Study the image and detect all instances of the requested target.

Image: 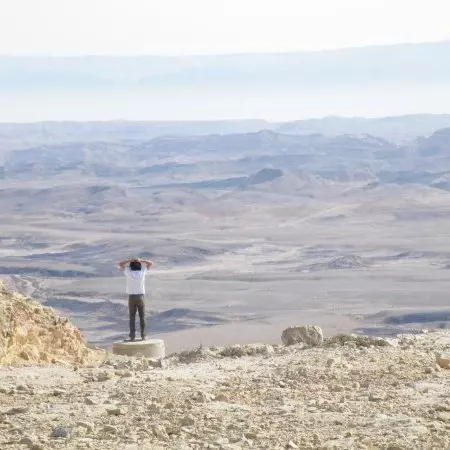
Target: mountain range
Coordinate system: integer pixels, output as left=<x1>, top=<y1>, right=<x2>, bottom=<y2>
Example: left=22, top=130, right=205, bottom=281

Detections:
left=1, top=40, right=449, bottom=89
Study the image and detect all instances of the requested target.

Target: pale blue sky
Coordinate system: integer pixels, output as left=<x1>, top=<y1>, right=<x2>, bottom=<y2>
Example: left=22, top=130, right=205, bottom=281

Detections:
left=1, top=0, right=449, bottom=56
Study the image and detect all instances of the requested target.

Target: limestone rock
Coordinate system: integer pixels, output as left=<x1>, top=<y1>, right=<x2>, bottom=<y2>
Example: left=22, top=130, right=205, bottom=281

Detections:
left=115, top=369, right=133, bottom=377
left=0, top=281, right=95, bottom=366
left=19, top=437, right=44, bottom=450
left=369, top=392, right=386, bottom=402
left=50, top=425, right=72, bottom=438
left=5, top=406, right=29, bottom=415
left=84, top=397, right=98, bottom=405
left=96, top=370, right=113, bottom=382
left=107, top=407, right=123, bottom=416
left=76, top=421, right=94, bottom=433
left=152, top=424, right=169, bottom=439
left=181, top=415, right=196, bottom=426
left=281, top=325, right=324, bottom=347
left=103, top=425, right=118, bottom=434
left=436, top=354, right=450, bottom=369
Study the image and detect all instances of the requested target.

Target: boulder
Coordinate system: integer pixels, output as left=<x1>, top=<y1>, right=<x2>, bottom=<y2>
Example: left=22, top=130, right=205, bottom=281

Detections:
left=436, top=353, right=450, bottom=369
left=281, top=325, right=324, bottom=347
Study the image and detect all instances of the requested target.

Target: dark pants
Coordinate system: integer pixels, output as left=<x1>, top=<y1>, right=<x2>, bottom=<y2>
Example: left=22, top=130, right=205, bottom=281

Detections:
left=128, top=294, right=146, bottom=339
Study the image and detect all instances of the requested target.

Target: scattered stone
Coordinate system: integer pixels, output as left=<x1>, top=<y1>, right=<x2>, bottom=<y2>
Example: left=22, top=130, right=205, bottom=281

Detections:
left=330, top=384, right=345, bottom=392
left=181, top=415, right=196, bottom=426
left=327, top=358, right=337, bottom=367
left=244, top=432, right=259, bottom=440
left=19, top=437, right=34, bottom=447
left=192, top=390, right=213, bottom=402
left=52, top=388, right=66, bottom=396
left=106, top=407, right=123, bottom=416
left=96, top=371, right=113, bottom=382
left=19, top=437, right=44, bottom=450
left=369, top=392, right=386, bottom=402
left=152, top=424, right=169, bottom=439
left=50, top=425, right=72, bottom=438
left=6, top=406, right=29, bottom=415
left=76, top=421, right=94, bottom=433
left=214, top=393, right=229, bottom=402
left=115, top=369, right=133, bottom=377
left=84, top=397, right=98, bottom=405
left=281, top=325, right=324, bottom=347
left=147, top=358, right=167, bottom=369
left=286, top=441, right=298, bottom=449
left=103, top=425, right=118, bottom=434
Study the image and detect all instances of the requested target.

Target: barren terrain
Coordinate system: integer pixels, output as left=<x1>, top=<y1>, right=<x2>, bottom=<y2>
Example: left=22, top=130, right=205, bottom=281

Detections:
left=1, top=121, right=450, bottom=353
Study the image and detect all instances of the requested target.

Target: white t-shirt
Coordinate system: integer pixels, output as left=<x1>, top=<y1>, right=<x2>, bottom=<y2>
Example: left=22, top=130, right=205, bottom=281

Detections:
left=124, top=266, right=148, bottom=295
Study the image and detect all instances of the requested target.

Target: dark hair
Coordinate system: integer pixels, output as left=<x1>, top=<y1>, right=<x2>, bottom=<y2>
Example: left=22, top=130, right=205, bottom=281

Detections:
left=129, top=260, right=142, bottom=271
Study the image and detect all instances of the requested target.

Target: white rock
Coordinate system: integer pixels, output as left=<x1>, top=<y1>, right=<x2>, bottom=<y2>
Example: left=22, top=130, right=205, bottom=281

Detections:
left=6, top=406, right=29, bottom=415
left=115, top=369, right=133, bottom=378
left=369, top=392, right=386, bottom=402
left=77, top=421, right=95, bottom=433
left=52, top=389, right=66, bottom=396
left=326, top=358, right=337, bottom=367
left=181, top=415, right=196, bottom=426
left=436, top=354, right=450, bottom=369
left=96, top=371, right=113, bottom=382
left=50, top=425, right=72, bottom=438
left=19, top=437, right=36, bottom=448
left=107, top=407, right=123, bottom=416
left=152, top=424, right=169, bottom=439
left=281, top=325, right=324, bottom=347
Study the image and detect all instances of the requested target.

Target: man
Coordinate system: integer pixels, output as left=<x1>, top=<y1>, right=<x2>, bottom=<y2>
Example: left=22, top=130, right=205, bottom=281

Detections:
left=118, top=258, right=153, bottom=341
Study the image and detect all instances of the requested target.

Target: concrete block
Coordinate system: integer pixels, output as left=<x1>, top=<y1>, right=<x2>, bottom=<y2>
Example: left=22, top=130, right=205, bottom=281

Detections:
left=112, top=339, right=165, bottom=358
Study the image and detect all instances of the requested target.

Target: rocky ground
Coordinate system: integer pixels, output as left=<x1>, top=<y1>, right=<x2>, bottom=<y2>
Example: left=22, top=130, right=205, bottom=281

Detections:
left=3, top=282, right=450, bottom=449
left=2, top=330, right=450, bottom=449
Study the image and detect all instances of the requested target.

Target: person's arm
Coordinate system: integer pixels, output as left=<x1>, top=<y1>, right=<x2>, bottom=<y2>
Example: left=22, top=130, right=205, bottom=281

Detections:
left=139, top=259, right=153, bottom=270
left=118, top=259, right=133, bottom=269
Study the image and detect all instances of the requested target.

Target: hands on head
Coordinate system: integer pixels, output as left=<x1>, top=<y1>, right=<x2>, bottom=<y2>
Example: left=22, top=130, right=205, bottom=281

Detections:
left=118, top=258, right=153, bottom=269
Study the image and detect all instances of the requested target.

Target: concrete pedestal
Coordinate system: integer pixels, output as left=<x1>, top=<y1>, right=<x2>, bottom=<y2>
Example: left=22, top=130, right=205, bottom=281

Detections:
left=112, top=339, right=165, bottom=358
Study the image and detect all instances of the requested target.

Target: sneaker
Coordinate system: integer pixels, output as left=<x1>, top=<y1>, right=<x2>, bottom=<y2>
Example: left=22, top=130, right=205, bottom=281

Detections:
left=141, top=335, right=146, bottom=341
left=124, top=337, right=135, bottom=342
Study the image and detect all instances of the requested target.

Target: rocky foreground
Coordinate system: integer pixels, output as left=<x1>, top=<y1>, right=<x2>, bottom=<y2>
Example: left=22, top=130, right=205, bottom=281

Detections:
left=1, top=330, right=450, bottom=449
left=2, top=284, right=450, bottom=449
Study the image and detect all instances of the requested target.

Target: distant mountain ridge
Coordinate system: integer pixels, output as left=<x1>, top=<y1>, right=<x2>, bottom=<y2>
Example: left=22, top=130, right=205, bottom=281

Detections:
left=2, top=115, right=450, bottom=153
left=1, top=40, right=449, bottom=89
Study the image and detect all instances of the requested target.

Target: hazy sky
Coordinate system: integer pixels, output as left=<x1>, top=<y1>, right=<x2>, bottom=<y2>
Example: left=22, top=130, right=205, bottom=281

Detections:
left=1, top=0, right=449, bottom=56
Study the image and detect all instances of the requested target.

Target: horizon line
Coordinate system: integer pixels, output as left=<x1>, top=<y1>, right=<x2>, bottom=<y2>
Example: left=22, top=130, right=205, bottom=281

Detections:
left=1, top=112, right=450, bottom=126
left=0, top=38, right=449, bottom=59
